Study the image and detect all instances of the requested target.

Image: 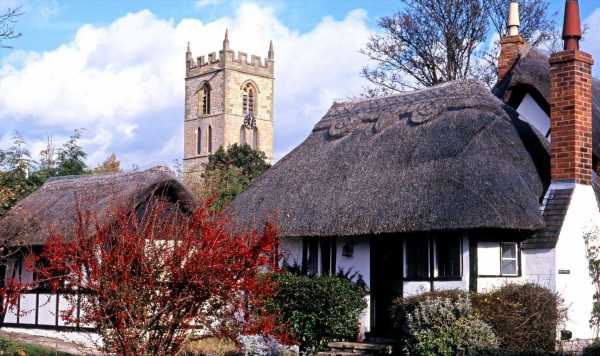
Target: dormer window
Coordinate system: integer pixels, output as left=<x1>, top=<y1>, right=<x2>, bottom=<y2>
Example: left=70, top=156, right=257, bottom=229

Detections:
left=199, top=83, right=211, bottom=115
left=242, top=83, right=256, bottom=116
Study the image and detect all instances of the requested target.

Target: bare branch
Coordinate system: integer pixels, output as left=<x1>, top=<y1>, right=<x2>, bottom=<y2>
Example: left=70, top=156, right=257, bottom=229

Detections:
left=0, top=6, right=23, bottom=49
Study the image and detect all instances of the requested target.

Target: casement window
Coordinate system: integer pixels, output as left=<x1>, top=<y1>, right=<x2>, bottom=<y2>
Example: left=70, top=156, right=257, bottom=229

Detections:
left=500, top=243, right=518, bottom=276
left=302, top=238, right=336, bottom=276
left=435, top=238, right=462, bottom=278
left=404, top=236, right=462, bottom=280
left=477, top=241, right=520, bottom=277
left=208, top=126, right=213, bottom=153
left=196, top=128, right=202, bottom=154
left=405, top=239, right=429, bottom=279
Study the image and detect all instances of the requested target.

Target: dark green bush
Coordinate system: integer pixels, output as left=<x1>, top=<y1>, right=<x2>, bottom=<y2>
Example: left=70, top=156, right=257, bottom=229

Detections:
left=268, top=273, right=367, bottom=353
left=391, top=292, right=498, bottom=355
left=471, top=284, right=562, bottom=353
left=583, top=339, right=600, bottom=356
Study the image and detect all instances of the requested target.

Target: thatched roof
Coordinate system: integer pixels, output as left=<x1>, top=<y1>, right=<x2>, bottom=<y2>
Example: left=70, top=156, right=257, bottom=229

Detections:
left=230, top=80, right=550, bottom=238
left=493, top=47, right=600, bottom=158
left=0, top=167, right=196, bottom=246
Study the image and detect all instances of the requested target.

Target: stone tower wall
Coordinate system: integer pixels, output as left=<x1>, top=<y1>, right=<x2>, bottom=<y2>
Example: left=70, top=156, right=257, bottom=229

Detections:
left=183, top=37, right=274, bottom=179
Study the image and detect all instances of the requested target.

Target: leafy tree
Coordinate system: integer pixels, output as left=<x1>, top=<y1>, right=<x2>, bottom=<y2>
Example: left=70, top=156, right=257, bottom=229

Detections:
left=0, top=134, right=37, bottom=217
left=93, top=153, right=122, bottom=174
left=33, top=198, right=282, bottom=355
left=55, top=130, right=87, bottom=176
left=200, top=144, right=271, bottom=210
left=361, top=0, right=555, bottom=94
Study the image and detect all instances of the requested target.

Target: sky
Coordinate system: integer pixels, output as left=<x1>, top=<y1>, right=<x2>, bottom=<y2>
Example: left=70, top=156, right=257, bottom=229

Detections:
left=0, top=0, right=599, bottom=171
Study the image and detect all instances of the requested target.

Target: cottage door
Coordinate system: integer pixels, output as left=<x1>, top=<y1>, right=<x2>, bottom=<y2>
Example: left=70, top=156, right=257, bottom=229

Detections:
left=372, top=237, right=403, bottom=336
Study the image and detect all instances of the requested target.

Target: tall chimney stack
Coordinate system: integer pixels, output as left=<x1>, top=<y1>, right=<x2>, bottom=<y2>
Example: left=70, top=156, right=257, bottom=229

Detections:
left=549, top=0, right=594, bottom=185
left=498, top=0, right=527, bottom=82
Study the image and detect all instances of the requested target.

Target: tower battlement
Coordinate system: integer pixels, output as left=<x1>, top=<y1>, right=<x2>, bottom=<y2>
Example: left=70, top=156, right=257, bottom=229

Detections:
left=186, top=31, right=274, bottom=78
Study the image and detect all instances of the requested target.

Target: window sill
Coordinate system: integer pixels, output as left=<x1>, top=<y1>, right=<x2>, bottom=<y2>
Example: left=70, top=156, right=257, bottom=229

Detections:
left=403, top=277, right=463, bottom=282
left=477, top=274, right=521, bottom=278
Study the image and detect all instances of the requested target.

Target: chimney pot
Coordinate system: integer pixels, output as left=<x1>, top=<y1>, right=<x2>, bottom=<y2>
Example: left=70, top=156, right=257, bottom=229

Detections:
left=563, top=0, right=582, bottom=50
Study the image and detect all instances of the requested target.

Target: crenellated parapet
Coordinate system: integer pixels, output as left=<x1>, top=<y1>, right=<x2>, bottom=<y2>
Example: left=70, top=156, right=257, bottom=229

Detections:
left=186, top=32, right=274, bottom=79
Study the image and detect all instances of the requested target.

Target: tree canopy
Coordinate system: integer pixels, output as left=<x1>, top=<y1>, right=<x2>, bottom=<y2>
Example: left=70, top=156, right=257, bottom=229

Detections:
left=361, top=0, right=555, bottom=94
left=0, top=131, right=89, bottom=217
left=197, top=144, right=271, bottom=211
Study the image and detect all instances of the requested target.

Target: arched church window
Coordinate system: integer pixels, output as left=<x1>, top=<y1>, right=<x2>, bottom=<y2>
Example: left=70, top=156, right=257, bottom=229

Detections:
left=242, top=83, right=256, bottom=116
left=197, top=128, right=202, bottom=154
left=252, top=127, right=259, bottom=150
left=199, top=83, right=211, bottom=115
left=240, top=126, right=247, bottom=145
left=208, top=126, right=213, bottom=153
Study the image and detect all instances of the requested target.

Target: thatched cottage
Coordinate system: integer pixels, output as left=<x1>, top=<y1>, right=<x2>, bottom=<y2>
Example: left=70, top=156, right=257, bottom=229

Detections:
left=231, top=0, right=600, bottom=338
left=0, top=167, right=195, bottom=330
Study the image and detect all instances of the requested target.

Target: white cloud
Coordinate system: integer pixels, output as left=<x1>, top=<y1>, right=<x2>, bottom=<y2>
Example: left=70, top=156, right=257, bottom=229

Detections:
left=0, top=3, right=373, bottom=169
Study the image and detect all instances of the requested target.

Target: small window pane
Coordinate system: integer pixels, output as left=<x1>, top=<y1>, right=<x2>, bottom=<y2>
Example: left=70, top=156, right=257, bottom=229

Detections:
left=405, top=238, right=429, bottom=279
left=501, top=259, right=517, bottom=275
left=306, top=240, right=318, bottom=276
left=436, top=237, right=461, bottom=278
left=501, top=243, right=516, bottom=259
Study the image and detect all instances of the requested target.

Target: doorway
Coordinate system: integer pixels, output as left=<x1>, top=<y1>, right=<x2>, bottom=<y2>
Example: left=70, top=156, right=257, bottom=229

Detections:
left=371, top=237, right=404, bottom=336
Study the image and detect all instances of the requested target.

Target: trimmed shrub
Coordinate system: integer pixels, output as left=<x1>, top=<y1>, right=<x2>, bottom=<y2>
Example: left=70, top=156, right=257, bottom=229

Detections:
left=471, top=284, right=562, bottom=353
left=268, top=273, right=367, bottom=353
left=393, top=293, right=498, bottom=355
left=583, top=339, right=600, bottom=356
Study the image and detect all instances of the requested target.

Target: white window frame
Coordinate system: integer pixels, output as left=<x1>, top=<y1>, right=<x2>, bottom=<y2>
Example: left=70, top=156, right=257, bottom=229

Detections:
left=500, top=242, right=519, bottom=277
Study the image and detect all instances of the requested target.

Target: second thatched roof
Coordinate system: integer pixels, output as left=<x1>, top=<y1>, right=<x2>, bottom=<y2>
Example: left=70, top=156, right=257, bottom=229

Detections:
left=0, top=167, right=196, bottom=246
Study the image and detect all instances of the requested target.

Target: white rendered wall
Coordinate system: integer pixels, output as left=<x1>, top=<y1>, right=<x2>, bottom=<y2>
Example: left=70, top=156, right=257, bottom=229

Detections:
left=279, top=237, right=372, bottom=335
left=522, top=248, right=555, bottom=291
left=517, top=94, right=550, bottom=137
left=553, top=183, right=600, bottom=339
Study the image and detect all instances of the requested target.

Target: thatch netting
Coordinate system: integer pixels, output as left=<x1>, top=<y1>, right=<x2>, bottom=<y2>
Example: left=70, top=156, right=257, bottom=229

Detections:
left=230, top=80, right=550, bottom=238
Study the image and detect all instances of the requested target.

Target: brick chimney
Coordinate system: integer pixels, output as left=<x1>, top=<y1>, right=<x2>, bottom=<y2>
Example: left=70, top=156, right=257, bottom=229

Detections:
left=549, top=0, right=594, bottom=185
left=498, top=0, right=527, bottom=82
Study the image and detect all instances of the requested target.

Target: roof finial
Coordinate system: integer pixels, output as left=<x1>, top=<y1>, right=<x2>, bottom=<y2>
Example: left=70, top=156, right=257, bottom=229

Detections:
left=563, top=0, right=582, bottom=50
left=268, top=40, right=274, bottom=60
left=223, top=29, right=230, bottom=51
left=507, top=0, right=520, bottom=36
left=186, top=41, right=191, bottom=53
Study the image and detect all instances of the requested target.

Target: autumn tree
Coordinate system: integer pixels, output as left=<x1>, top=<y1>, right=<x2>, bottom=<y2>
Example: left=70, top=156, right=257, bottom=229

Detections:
left=93, top=153, right=122, bottom=174
left=34, top=197, right=282, bottom=355
left=362, top=0, right=555, bottom=94
left=195, top=144, right=270, bottom=211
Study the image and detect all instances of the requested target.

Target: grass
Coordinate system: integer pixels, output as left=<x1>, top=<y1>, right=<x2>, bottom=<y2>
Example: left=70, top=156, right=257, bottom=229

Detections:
left=0, top=336, right=75, bottom=356
left=179, top=337, right=239, bottom=356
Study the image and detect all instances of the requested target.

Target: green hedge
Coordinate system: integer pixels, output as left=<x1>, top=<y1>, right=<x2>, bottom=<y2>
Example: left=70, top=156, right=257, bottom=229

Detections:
left=269, top=273, right=367, bottom=353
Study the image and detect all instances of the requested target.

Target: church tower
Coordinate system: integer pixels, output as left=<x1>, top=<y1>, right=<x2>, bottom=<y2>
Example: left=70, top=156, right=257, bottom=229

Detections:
left=183, top=31, right=274, bottom=179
